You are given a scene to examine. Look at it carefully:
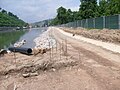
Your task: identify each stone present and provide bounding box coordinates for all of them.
[0,49,7,56]
[22,73,30,78]
[52,68,56,72]
[30,72,39,76]
[41,49,46,54]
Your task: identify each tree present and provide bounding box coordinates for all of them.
[0,9,26,27]
[50,0,120,26]
[98,0,108,16]
[8,12,19,19]
[50,18,60,25]
[66,9,74,22]
[57,6,67,24]
[1,9,7,14]
[8,12,13,16]
[80,0,97,3]
[79,0,98,19]
[105,0,120,15]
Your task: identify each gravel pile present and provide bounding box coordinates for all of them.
[34,29,56,49]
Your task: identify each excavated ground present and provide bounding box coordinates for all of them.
[0,27,120,90]
[63,27,120,45]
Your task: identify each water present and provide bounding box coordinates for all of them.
[18,28,46,48]
[0,30,26,49]
[0,28,47,49]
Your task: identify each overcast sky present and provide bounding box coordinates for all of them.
[0,0,80,23]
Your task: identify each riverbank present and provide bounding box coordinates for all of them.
[34,28,56,49]
[0,27,16,32]
[0,28,45,49]
[0,28,76,90]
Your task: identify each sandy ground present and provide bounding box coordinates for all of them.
[0,27,120,90]
[62,27,120,45]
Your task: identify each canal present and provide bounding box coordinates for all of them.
[0,28,46,49]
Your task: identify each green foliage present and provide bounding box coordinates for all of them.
[50,0,120,25]
[50,17,60,25]
[79,0,98,19]
[1,9,7,14]
[50,7,74,25]
[57,6,68,24]
[0,8,27,27]
[66,9,73,22]
[98,0,108,16]
[105,0,120,15]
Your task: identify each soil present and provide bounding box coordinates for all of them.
[0,27,120,90]
[62,27,120,45]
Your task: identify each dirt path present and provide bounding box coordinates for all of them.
[0,27,120,90]
[51,27,120,90]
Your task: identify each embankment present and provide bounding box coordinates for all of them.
[62,27,120,45]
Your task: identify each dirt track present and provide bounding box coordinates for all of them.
[51,27,120,90]
[0,27,120,90]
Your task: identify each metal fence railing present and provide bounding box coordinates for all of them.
[61,14,120,29]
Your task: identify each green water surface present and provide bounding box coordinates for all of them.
[0,30,26,49]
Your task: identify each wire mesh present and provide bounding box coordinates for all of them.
[62,14,120,29]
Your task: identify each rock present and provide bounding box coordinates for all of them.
[33,48,47,55]
[30,72,39,76]
[52,68,56,72]
[33,48,41,55]
[0,49,7,56]
[22,73,30,78]
[41,49,46,54]
[72,33,75,36]
[22,72,39,78]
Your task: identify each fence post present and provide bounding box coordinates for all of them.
[93,18,95,28]
[86,19,88,28]
[81,20,83,28]
[103,16,105,29]
[80,20,82,27]
[77,21,79,27]
[75,21,77,28]
[118,14,120,29]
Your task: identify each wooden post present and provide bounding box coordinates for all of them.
[65,38,68,60]
[13,47,16,64]
[56,40,57,53]
[60,42,61,60]
[52,41,53,59]
[49,41,51,61]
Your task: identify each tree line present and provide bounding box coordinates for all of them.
[50,0,120,25]
[0,7,28,27]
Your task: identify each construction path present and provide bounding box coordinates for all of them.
[1,27,120,90]
[50,27,120,90]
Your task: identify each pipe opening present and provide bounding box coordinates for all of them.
[27,48,32,54]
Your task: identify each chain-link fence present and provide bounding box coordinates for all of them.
[61,14,120,29]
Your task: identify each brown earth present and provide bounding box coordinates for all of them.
[62,27,120,45]
[0,27,120,90]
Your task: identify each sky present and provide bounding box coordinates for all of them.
[0,0,80,23]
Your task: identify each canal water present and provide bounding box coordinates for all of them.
[0,28,47,49]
